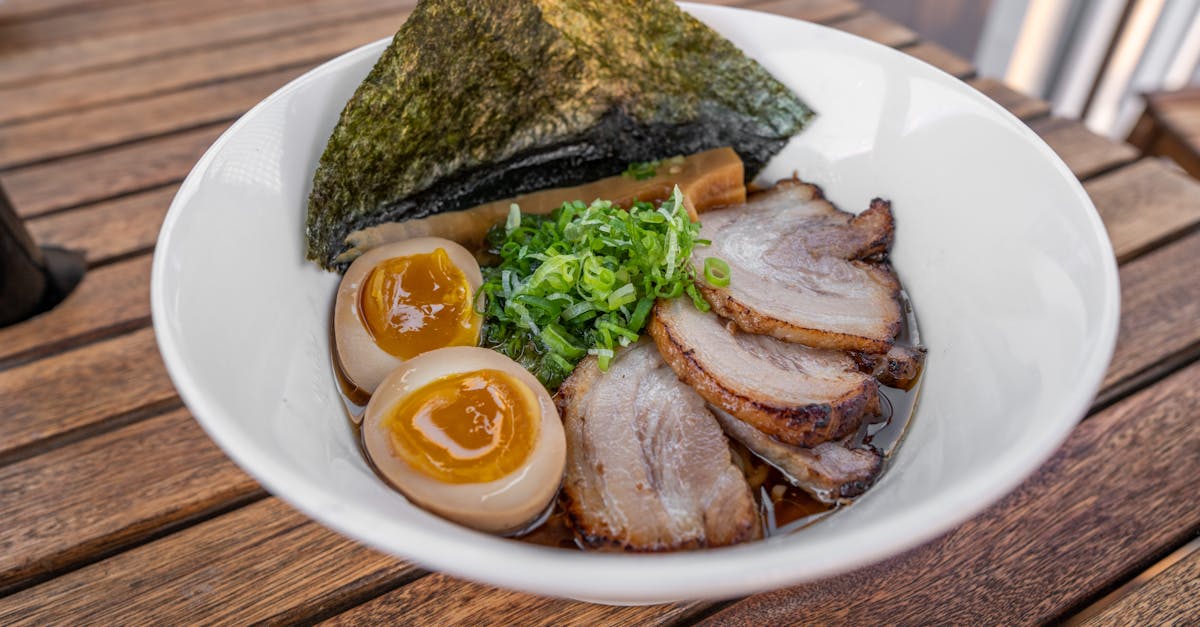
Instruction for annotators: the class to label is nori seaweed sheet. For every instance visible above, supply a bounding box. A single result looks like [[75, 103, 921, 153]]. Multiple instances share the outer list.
[[306, 0, 814, 269]]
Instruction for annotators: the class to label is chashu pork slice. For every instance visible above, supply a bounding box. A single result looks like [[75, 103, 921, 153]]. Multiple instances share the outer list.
[[558, 340, 759, 551], [693, 178, 902, 353], [649, 296, 879, 447], [712, 407, 882, 503]]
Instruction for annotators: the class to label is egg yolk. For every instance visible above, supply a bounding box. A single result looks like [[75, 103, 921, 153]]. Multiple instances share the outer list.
[[359, 248, 479, 359], [383, 369, 539, 484]]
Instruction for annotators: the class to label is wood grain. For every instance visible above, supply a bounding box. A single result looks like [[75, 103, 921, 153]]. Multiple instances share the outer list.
[[0, 0, 132, 22], [900, 40, 976, 79], [0, 0, 303, 56], [0, 9, 409, 126], [829, 10, 919, 47], [1029, 117, 1140, 180], [25, 186, 175, 265], [0, 256, 151, 366], [742, 0, 861, 24], [0, 67, 303, 170], [1104, 230, 1200, 391], [0, 498, 419, 625], [701, 360, 1200, 625], [0, 327, 177, 463], [970, 77, 1052, 121], [1081, 542, 1200, 626], [2, 124, 222, 218], [0, 407, 260, 593], [324, 574, 705, 627], [0, 0, 406, 88], [1084, 158, 1200, 262]]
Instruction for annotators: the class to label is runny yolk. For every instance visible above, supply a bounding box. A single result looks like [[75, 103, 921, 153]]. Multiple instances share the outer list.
[[383, 369, 539, 484], [358, 248, 479, 359]]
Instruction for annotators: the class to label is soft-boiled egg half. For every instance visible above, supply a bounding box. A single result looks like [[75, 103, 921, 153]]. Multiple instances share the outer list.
[[334, 237, 483, 401], [362, 346, 566, 534]]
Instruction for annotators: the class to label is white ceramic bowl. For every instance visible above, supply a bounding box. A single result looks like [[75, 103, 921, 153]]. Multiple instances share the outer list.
[[152, 4, 1119, 603]]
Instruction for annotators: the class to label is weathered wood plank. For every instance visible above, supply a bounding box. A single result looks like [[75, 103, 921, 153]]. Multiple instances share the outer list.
[[0, 407, 261, 593], [0, 0, 405, 88], [902, 40, 975, 79], [0, 256, 151, 366], [741, 0, 861, 24], [0, 327, 177, 462], [0, 498, 419, 625], [971, 77, 1052, 121], [1104, 230, 1200, 391], [0, 67, 302, 170], [0, 0, 131, 22], [829, 10, 919, 48], [324, 574, 705, 627], [0, 0, 294, 55], [2, 124, 222, 218], [0, 10, 407, 126], [701, 360, 1200, 625], [1030, 117, 1140, 180], [1085, 158, 1200, 263], [1080, 540, 1200, 626], [25, 186, 175, 265]]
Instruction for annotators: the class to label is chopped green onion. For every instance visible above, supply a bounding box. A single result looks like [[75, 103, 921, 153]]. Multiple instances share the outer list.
[[478, 185, 718, 389], [704, 257, 731, 287], [505, 203, 521, 234]]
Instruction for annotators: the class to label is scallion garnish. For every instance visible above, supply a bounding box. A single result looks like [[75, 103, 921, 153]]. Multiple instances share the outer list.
[[477, 186, 715, 389], [704, 257, 731, 287]]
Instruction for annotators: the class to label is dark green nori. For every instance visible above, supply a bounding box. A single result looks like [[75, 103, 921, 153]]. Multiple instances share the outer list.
[[306, 0, 815, 269]]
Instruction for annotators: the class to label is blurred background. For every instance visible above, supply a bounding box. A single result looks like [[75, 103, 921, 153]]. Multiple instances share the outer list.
[[864, 0, 1200, 140]]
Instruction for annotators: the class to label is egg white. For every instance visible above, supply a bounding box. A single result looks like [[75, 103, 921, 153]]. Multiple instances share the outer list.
[[362, 346, 566, 535], [334, 237, 483, 404]]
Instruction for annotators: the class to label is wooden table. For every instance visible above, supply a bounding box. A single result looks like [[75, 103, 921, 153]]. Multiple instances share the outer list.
[[1, 1, 1198, 624], [1129, 86, 1200, 181]]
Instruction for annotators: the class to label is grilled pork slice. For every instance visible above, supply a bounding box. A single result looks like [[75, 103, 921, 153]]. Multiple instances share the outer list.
[[649, 297, 879, 447], [854, 344, 927, 391], [712, 407, 882, 503], [693, 178, 902, 353], [558, 340, 759, 551]]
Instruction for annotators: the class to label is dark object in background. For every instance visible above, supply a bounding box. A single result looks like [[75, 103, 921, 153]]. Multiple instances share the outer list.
[[0, 184, 84, 327]]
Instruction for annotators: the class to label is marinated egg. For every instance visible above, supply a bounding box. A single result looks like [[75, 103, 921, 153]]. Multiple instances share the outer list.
[[362, 346, 566, 534], [334, 237, 483, 400]]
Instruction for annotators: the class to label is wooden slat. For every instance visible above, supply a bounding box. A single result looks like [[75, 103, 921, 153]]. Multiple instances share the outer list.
[[324, 574, 704, 627], [1085, 158, 1200, 263], [829, 10, 919, 48], [1080, 541, 1200, 625], [0, 327, 177, 462], [25, 186, 175, 265], [0, 0, 290, 55], [970, 77, 1052, 121], [0, 256, 151, 366], [0, 498, 419, 625], [901, 40, 975, 79], [0, 0, 404, 88], [2, 124, 222, 218], [0, 66, 303, 170], [701, 360, 1200, 625], [742, 0, 861, 24], [0, 9, 408, 126], [1030, 117, 1140, 180], [0, 0, 131, 22], [0, 407, 260, 593], [1104, 230, 1200, 392]]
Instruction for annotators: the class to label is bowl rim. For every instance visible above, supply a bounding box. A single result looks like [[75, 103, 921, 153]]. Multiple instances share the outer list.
[[151, 3, 1121, 603]]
